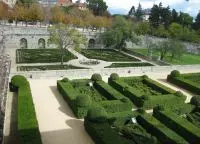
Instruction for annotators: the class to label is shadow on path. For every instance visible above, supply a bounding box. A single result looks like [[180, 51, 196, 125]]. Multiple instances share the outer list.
[[49, 86, 75, 118]]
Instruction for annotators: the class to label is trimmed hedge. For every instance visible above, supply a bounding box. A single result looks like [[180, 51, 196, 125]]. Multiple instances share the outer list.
[[87, 107, 107, 123], [84, 118, 131, 144], [136, 113, 188, 144], [153, 109, 200, 143], [10, 75, 42, 144], [108, 78, 184, 109], [57, 81, 89, 118], [167, 73, 200, 94]]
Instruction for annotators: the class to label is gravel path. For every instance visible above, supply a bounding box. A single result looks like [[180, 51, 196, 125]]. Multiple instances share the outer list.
[[29, 79, 94, 144]]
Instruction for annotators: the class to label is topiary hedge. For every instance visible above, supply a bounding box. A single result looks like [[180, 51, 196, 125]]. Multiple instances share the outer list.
[[91, 73, 102, 82], [153, 109, 200, 143], [190, 96, 200, 107], [10, 75, 42, 144], [136, 113, 188, 144], [84, 116, 131, 144], [170, 70, 181, 78], [109, 73, 119, 81], [87, 107, 108, 123], [167, 72, 200, 95]]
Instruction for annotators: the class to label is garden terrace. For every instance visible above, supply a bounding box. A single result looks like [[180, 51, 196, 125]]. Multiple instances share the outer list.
[[126, 48, 200, 65], [10, 75, 42, 144], [17, 65, 86, 71], [153, 109, 200, 143], [80, 49, 140, 62], [57, 78, 133, 118], [167, 72, 200, 95], [16, 49, 77, 63], [105, 62, 154, 68], [108, 76, 186, 109]]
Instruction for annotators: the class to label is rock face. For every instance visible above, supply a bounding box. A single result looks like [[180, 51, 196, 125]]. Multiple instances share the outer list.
[[0, 54, 11, 143]]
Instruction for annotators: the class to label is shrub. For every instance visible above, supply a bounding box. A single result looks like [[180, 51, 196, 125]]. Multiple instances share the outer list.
[[170, 70, 181, 78], [175, 91, 186, 100], [76, 95, 91, 107], [138, 108, 145, 114], [87, 107, 108, 123], [10, 75, 42, 144], [61, 78, 69, 82], [110, 73, 119, 81], [141, 95, 150, 100], [153, 105, 165, 112], [190, 96, 200, 107], [142, 75, 148, 79], [91, 73, 102, 82], [153, 109, 200, 143], [136, 113, 188, 144]]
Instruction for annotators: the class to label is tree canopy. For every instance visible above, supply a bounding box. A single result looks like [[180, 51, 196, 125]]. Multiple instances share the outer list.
[[86, 0, 108, 16]]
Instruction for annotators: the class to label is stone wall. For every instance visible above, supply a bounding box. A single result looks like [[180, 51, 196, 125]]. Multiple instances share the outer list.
[[0, 54, 11, 143]]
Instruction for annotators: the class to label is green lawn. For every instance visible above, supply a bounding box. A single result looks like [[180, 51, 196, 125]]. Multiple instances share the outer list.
[[130, 49, 200, 65], [16, 49, 77, 63], [80, 49, 140, 62], [17, 65, 86, 71], [105, 62, 154, 68]]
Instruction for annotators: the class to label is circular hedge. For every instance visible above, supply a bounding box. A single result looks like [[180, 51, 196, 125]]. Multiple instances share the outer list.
[[76, 95, 91, 107], [11, 75, 28, 87], [91, 73, 102, 82], [86, 106, 107, 123], [170, 70, 180, 78], [110, 73, 119, 81], [175, 91, 185, 98], [153, 105, 165, 112], [190, 96, 200, 107], [142, 75, 148, 79], [61, 78, 69, 82]]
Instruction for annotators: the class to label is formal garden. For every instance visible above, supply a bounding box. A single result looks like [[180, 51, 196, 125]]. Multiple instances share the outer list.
[[16, 49, 77, 63], [55, 72, 200, 144]]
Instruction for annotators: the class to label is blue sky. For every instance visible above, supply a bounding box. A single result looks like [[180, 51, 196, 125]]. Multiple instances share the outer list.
[[78, 0, 200, 18]]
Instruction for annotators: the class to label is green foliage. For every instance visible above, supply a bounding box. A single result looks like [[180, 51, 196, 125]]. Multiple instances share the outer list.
[[153, 109, 200, 143], [87, 107, 107, 123], [16, 49, 77, 63], [10, 75, 42, 144], [76, 95, 91, 107], [167, 72, 200, 94], [135, 3, 143, 21], [105, 62, 153, 68], [84, 119, 131, 144], [86, 0, 108, 16], [120, 124, 158, 144], [61, 78, 69, 82], [91, 73, 102, 82], [80, 49, 140, 62], [109, 73, 119, 81], [137, 113, 188, 144], [135, 22, 150, 35], [190, 96, 200, 107], [102, 16, 140, 50], [186, 112, 200, 128]]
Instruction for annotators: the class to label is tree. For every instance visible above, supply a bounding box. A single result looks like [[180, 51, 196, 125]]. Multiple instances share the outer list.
[[149, 4, 160, 28], [48, 24, 87, 65], [102, 16, 140, 50], [193, 12, 200, 30], [169, 23, 182, 38], [135, 22, 149, 35], [0, 2, 7, 21], [86, 0, 108, 16], [160, 6, 172, 29], [178, 12, 193, 28], [51, 6, 65, 24], [28, 4, 44, 25], [135, 3, 143, 21], [128, 6, 135, 16], [171, 9, 178, 23]]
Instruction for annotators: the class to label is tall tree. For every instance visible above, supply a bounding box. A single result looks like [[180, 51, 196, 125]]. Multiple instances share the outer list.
[[102, 16, 140, 50], [178, 12, 193, 28], [128, 6, 135, 16], [193, 12, 200, 30], [86, 0, 108, 16], [48, 24, 87, 65], [149, 4, 160, 28], [171, 9, 178, 23], [160, 6, 172, 29], [135, 3, 143, 21]]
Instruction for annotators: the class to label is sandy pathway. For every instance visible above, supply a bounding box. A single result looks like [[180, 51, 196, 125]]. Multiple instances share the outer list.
[[29, 79, 94, 144]]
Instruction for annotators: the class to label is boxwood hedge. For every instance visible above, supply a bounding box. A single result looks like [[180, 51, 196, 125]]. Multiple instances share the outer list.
[[10, 75, 42, 144], [153, 109, 200, 143], [167, 72, 200, 95], [136, 113, 188, 144]]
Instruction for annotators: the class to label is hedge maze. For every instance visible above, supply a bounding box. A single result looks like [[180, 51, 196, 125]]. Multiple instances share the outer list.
[[57, 73, 200, 144]]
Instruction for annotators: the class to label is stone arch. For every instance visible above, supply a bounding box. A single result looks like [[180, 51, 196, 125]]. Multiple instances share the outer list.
[[88, 39, 95, 48], [20, 38, 28, 49], [38, 38, 45, 49]]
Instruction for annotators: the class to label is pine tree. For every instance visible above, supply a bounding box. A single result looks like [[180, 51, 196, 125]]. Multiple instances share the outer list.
[[194, 12, 200, 30], [160, 6, 172, 29], [134, 3, 143, 21], [128, 6, 135, 16], [149, 4, 160, 28]]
